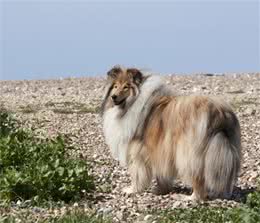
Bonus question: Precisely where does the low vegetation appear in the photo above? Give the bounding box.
[45,101,100,114]
[0,110,94,204]
[18,101,101,114]
[157,186,260,223]
[0,109,259,222]
[1,211,111,223]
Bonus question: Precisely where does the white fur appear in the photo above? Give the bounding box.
[103,76,164,165]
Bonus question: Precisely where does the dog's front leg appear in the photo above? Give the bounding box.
[123,158,152,195]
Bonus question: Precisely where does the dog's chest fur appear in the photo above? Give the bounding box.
[103,76,164,166]
[103,107,134,165]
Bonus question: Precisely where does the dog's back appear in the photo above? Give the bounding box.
[143,95,241,199]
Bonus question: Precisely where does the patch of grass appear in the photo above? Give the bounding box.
[52,108,75,114]
[47,212,111,223]
[0,211,111,223]
[227,89,245,94]
[157,188,260,223]
[19,105,40,114]
[158,206,230,223]
[232,98,259,109]
[77,106,100,114]
[0,111,95,204]
[230,191,260,223]
[0,111,16,137]
[46,101,100,114]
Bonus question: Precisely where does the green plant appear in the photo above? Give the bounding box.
[45,101,100,114]
[157,185,260,223]
[0,111,94,203]
[19,105,39,114]
[0,211,111,223]
[159,206,230,223]
[229,190,260,223]
[46,212,111,223]
[0,111,16,137]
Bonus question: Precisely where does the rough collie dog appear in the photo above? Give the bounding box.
[101,66,241,200]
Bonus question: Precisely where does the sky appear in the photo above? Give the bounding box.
[0,0,259,80]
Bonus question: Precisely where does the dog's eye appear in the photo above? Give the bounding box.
[114,85,118,89]
[123,86,129,90]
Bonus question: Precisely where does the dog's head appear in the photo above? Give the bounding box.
[104,65,144,109]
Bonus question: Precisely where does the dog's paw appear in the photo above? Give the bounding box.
[122,186,135,195]
[171,194,187,200]
[171,193,200,202]
[183,194,197,201]
[182,193,205,202]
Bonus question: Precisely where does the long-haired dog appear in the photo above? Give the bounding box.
[101,66,241,200]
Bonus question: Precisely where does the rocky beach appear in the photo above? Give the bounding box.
[0,73,259,222]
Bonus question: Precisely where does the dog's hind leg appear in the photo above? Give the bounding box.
[190,177,207,201]
[123,157,152,195]
[175,177,206,201]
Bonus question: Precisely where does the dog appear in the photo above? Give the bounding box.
[101,65,241,200]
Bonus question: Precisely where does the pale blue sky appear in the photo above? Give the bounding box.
[0,0,259,80]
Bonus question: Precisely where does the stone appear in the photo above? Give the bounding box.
[144,214,153,221]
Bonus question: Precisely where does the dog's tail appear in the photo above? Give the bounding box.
[204,127,241,197]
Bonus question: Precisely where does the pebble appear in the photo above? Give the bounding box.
[103,206,113,214]
[144,214,153,221]
[249,172,259,182]
[172,201,182,209]
[32,207,43,213]
[244,108,256,116]
[116,211,124,221]
[73,202,79,207]
[16,200,22,206]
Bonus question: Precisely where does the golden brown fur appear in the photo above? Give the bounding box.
[102,66,241,200]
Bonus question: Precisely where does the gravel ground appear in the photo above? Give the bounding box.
[0,73,259,222]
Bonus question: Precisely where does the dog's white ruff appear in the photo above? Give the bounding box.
[103,76,164,165]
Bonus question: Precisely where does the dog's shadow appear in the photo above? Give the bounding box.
[231,186,256,203]
[157,182,256,203]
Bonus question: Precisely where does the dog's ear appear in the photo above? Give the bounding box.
[127,68,143,85]
[107,65,122,80]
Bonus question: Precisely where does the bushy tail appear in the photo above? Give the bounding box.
[204,131,241,197]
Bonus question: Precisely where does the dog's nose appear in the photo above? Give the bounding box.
[111,95,117,101]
